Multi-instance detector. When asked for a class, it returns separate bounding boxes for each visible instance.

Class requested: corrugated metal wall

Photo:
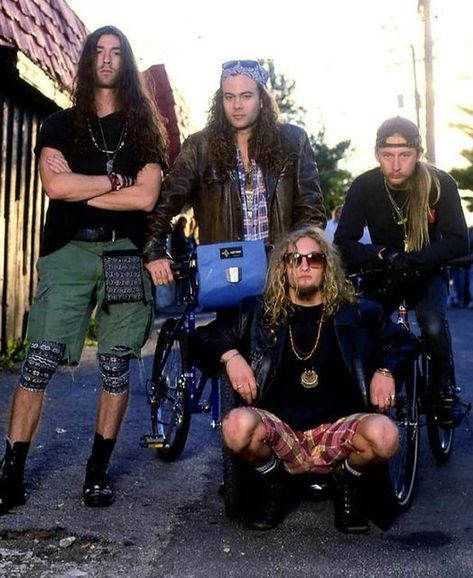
[0,93,49,354]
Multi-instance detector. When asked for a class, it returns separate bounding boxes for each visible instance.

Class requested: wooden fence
[0,90,52,354]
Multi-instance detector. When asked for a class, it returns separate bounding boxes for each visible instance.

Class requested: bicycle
[139,257,220,461]
[219,255,473,521]
[355,255,473,514]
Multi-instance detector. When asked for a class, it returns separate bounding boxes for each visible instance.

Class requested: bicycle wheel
[152,318,191,462]
[220,376,244,519]
[386,362,420,513]
[422,355,454,463]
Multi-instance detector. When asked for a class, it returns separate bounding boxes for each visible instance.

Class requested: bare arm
[87,163,162,212]
[40,147,111,202]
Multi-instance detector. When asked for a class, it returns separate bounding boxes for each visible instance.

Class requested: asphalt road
[0,307,472,578]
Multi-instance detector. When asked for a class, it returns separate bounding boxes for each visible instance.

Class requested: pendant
[106,159,114,175]
[301,369,318,389]
[396,217,407,226]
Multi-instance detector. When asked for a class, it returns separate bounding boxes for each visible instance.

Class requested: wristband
[108,172,121,191]
[221,351,240,366]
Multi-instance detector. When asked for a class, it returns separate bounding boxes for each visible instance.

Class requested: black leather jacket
[190,297,419,407]
[143,124,326,261]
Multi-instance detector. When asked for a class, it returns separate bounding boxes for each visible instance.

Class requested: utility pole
[419,0,436,163]
[410,45,421,128]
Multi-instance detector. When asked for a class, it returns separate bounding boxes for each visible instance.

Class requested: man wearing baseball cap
[335,116,469,427]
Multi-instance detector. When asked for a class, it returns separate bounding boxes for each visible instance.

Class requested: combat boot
[332,464,369,534]
[0,439,30,514]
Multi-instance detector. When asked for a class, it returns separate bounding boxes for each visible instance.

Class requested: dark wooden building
[0,1,183,354]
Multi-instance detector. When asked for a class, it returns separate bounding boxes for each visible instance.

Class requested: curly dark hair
[72,25,168,168]
[206,85,284,175]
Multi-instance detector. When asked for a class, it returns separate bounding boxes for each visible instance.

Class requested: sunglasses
[222,60,259,70]
[284,252,326,268]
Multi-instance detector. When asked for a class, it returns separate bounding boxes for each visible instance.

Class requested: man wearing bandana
[335,117,469,428]
[143,59,326,284]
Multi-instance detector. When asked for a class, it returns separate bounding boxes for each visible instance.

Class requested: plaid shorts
[251,408,370,475]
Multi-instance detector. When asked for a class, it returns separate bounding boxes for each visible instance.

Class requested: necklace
[384,178,409,251]
[288,310,325,389]
[88,119,127,175]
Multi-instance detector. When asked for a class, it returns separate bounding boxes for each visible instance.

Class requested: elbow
[142,198,157,212]
[44,182,63,200]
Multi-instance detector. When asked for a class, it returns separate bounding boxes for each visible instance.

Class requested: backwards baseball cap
[375,116,422,148]
[220,60,269,87]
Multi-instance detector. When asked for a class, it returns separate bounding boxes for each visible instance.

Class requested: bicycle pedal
[140,434,167,449]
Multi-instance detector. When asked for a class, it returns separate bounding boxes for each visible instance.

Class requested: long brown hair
[72,25,168,168]
[206,85,284,174]
[263,225,356,328]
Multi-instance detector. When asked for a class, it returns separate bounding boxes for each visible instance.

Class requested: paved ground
[0,307,471,577]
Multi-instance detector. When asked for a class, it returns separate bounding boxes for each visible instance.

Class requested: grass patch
[0,339,27,370]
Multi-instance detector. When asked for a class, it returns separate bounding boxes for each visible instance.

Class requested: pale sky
[66,0,473,176]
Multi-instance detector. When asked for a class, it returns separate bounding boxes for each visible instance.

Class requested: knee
[362,416,399,461]
[19,341,65,392]
[222,408,262,454]
[98,351,131,395]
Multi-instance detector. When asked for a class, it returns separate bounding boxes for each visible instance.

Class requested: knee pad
[19,341,65,392]
[98,352,130,395]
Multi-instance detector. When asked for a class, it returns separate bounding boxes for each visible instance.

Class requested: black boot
[83,434,115,507]
[332,464,369,534]
[0,439,30,514]
[436,383,469,428]
[245,462,287,531]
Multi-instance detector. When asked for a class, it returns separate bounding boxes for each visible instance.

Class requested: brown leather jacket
[143,123,326,261]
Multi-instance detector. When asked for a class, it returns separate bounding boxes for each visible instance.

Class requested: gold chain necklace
[87,119,127,175]
[289,310,325,389]
[384,178,409,251]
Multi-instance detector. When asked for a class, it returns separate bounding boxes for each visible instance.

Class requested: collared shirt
[236,149,269,240]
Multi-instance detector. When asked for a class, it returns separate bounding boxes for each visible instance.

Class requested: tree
[450,105,473,213]
[260,59,353,214]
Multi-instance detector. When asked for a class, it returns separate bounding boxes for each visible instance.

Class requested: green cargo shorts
[27,239,154,364]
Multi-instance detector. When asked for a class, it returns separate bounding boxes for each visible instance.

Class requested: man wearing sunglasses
[143,59,325,286]
[335,116,469,428]
[190,225,417,533]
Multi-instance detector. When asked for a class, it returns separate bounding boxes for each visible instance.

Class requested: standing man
[335,117,469,427]
[0,25,168,513]
[143,59,325,285]
[190,226,418,533]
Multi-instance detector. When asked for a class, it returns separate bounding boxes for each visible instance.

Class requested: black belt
[72,228,124,242]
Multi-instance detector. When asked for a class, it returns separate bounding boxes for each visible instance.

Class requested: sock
[87,433,116,472]
[255,454,279,475]
[342,459,364,478]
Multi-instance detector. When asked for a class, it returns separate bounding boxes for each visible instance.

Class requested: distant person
[0,25,168,514]
[169,215,192,305]
[326,204,371,244]
[143,59,326,286]
[335,116,469,427]
[325,205,343,242]
[190,225,418,533]
[170,216,192,262]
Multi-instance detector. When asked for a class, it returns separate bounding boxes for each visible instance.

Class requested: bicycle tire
[220,376,244,519]
[152,318,191,462]
[422,355,454,463]
[386,362,420,513]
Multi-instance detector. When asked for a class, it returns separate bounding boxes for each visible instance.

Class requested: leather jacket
[143,124,326,261]
[190,297,419,407]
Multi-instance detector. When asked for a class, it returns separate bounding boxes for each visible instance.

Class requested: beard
[293,281,322,302]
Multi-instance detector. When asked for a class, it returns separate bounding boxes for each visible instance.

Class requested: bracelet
[221,351,240,366]
[108,172,121,191]
[376,367,393,378]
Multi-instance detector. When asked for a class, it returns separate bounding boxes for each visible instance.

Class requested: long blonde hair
[263,225,356,328]
[404,161,440,252]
